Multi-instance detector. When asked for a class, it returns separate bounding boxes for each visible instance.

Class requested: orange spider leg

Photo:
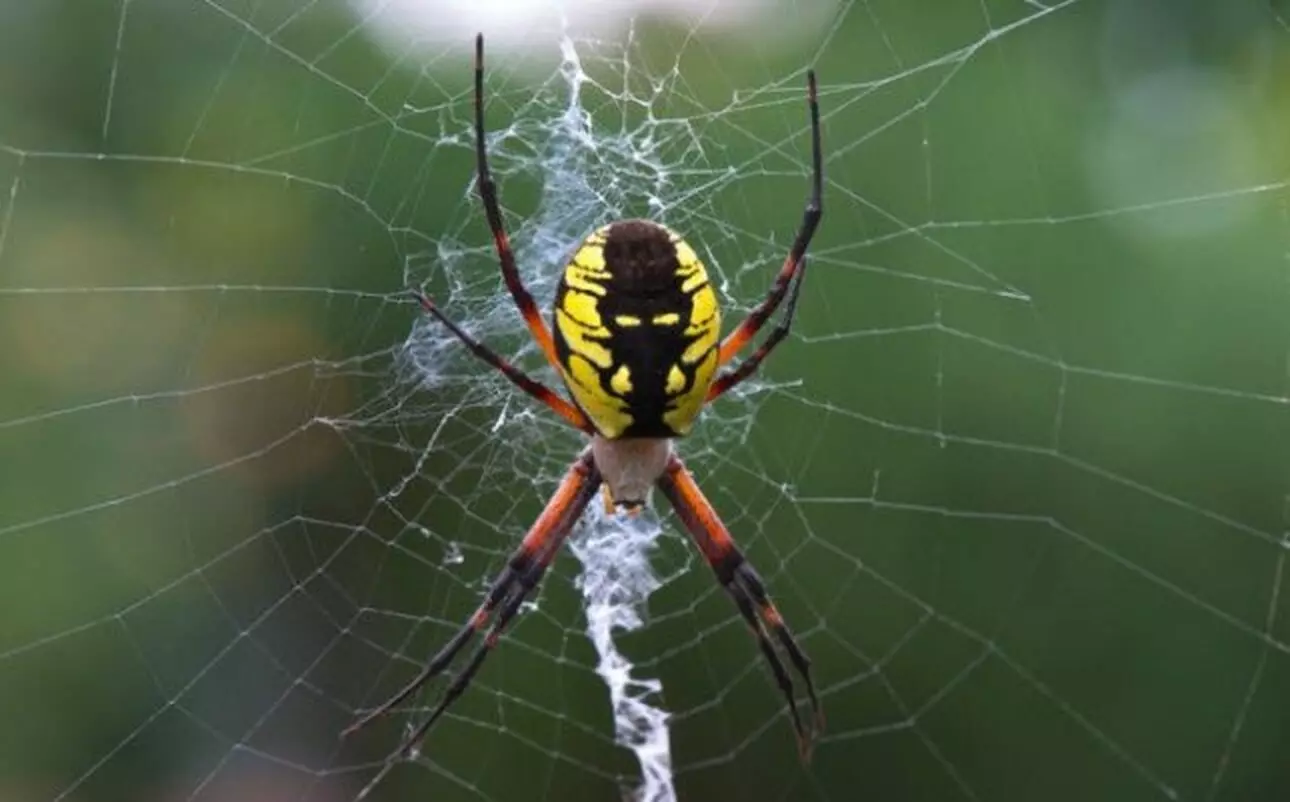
[715,69,822,371]
[706,256,807,403]
[412,290,594,434]
[655,454,823,761]
[343,451,602,755]
[473,33,562,373]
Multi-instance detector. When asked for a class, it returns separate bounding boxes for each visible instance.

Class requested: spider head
[590,435,672,511]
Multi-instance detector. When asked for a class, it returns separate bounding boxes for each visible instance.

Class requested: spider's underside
[590,434,672,508]
[346,33,826,762]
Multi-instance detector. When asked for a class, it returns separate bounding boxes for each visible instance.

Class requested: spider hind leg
[655,454,823,760]
[342,452,602,757]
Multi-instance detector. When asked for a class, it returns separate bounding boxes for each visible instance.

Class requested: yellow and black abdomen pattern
[552,219,721,439]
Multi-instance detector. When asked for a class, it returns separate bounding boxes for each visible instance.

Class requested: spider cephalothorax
[346,33,825,762]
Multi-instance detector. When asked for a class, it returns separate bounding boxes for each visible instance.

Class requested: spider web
[2,1,1288,801]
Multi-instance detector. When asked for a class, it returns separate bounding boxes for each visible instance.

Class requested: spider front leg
[344,451,602,756]
[472,33,563,373]
[655,454,823,761]
[706,256,807,402]
[411,289,594,434]
[714,68,822,373]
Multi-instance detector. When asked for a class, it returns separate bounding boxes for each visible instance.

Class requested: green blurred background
[2,1,1288,800]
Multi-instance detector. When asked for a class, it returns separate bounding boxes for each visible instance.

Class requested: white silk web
[1,2,1288,802]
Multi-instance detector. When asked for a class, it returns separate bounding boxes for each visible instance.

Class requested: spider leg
[473,33,562,373]
[655,454,822,761]
[344,451,602,754]
[706,256,807,402]
[393,561,540,756]
[729,556,823,732]
[716,69,821,368]
[725,568,810,750]
[412,289,594,434]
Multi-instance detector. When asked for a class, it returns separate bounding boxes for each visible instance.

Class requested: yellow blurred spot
[614,315,642,327]
[652,312,680,326]
[184,318,351,491]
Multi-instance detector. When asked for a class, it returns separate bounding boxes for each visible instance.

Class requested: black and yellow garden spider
[346,34,824,760]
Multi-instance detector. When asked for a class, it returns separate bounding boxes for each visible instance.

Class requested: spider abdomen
[552,219,720,439]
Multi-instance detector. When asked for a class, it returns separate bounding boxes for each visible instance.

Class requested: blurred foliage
[2,1,1289,801]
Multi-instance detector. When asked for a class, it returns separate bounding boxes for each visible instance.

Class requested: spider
[345,34,824,761]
